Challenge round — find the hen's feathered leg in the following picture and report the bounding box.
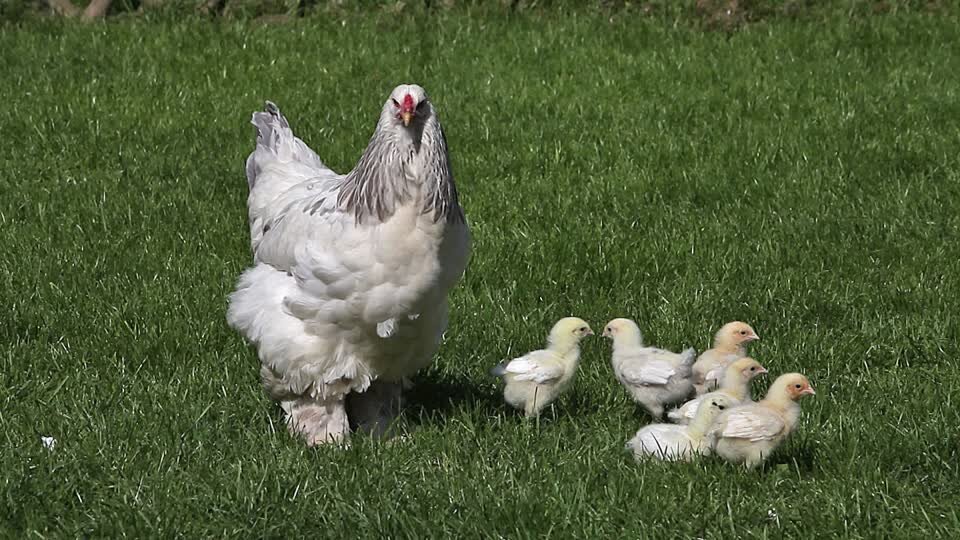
[346,381,404,439]
[283,396,349,446]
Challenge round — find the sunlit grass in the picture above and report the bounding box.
[1,9,959,537]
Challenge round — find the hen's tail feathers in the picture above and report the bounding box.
[245,101,327,190]
[245,101,285,190]
[490,363,507,378]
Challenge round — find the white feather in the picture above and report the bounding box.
[505,352,565,384]
[720,408,786,442]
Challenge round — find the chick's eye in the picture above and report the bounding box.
[750,367,756,371]
[718,405,726,410]
[579,327,586,332]
[739,330,747,335]
[795,384,802,389]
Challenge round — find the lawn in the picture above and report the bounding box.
[2,5,960,537]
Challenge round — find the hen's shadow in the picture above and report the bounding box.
[403,373,503,427]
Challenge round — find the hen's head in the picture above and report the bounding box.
[385,84,431,128]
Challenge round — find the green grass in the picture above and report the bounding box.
[3,7,960,538]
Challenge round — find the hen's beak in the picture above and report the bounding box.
[401,111,414,126]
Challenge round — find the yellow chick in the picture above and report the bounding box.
[626,394,736,462]
[491,317,594,417]
[668,357,767,424]
[603,318,696,420]
[706,372,816,468]
[692,321,760,395]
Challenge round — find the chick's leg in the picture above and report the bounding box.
[346,380,404,439]
[744,449,766,469]
[525,384,544,418]
[283,396,350,446]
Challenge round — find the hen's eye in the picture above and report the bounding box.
[391,99,400,108]
[416,100,428,110]
[718,405,726,410]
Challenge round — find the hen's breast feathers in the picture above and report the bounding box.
[256,186,465,320]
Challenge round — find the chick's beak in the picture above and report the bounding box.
[802,384,816,396]
[585,327,595,336]
[756,366,768,375]
[749,332,760,341]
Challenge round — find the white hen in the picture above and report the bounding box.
[227,85,470,446]
[626,394,736,462]
[603,318,696,420]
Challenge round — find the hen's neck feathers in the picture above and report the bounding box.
[337,103,464,224]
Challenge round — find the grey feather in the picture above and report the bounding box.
[677,348,697,378]
[337,101,464,224]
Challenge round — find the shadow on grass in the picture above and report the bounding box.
[403,372,504,427]
[757,438,819,474]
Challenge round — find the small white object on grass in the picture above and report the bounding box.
[40,436,56,450]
